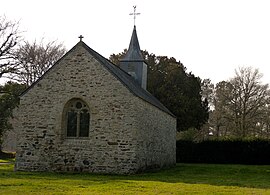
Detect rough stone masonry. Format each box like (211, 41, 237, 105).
(15, 32, 176, 174)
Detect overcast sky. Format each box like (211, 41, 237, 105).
(1, 0, 270, 84)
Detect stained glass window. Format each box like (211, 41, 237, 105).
(66, 99, 90, 138)
(67, 111, 77, 137)
(79, 109, 90, 137)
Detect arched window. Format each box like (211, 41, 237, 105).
(64, 99, 90, 138)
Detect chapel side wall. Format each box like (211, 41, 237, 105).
(15, 44, 139, 174)
(134, 99, 176, 171)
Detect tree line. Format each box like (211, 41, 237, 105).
(201, 67, 270, 140)
(111, 52, 270, 140)
(1, 15, 270, 149)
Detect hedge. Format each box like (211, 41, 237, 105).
(176, 140, 270, 165)
(0, 151, 15, 159)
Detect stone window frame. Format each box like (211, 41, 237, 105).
(62, 98, 90, 139)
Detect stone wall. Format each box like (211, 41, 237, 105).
(15, 42, 176, 174)
(134, 99, 176, 171)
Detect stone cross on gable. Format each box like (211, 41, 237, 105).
(79, 35, 84, 42)
(129, 5, 140, 26)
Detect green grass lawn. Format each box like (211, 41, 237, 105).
(0, 160, 270, 194)
(0, 158, 15, 163)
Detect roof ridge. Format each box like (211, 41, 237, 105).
(20, 42, 80, 96)
(20, 41, 175, 117)
(80, 42, 174, 117)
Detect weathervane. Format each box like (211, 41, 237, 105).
(129, 5, 140, 26)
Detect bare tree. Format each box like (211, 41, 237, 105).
(212, 67, 269, 138)
(0, 16, 21, 78)
(210, 81, 235, 138)
(13, 39, 66, 86)
(231, 67, 269, 137)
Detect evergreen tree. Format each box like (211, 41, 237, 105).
(0, 82, 26, 148)
(110, 50, 209, 131)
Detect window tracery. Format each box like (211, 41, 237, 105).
(64, 99, 90, 138)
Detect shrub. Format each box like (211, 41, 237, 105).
(0, 150, 15, 159)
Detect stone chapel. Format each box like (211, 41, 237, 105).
(15, 25, 176, 174)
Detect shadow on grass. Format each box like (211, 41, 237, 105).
(1, 163, 270, 189)
(0, 151, 15, 159)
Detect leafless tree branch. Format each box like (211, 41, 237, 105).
(0, 15, 21, 79)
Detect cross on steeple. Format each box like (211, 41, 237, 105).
(78, 35, 84, 42)
(129, 5, 140, 26)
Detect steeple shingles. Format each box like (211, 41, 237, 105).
(119, 25, 148, 89)
(122, 26, 144, 62)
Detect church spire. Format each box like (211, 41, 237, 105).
(122, 25, 144, 61)
(120, 23, 148, 90)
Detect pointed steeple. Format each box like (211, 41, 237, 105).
(122, 25, 144, 61)
(120, 25, 148, 90)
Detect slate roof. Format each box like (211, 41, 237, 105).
(121, 26, 144, 62)
(21, 41, 174, 117)
(81, 42, 174, 117)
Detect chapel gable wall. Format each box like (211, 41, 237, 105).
(15, 44, 140, 174)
